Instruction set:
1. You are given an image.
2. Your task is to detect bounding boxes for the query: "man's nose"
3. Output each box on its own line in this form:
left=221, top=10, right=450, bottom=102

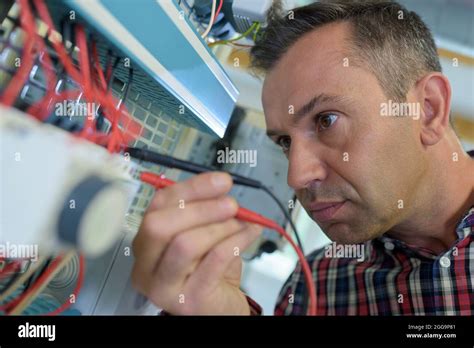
left=287, top=140, right=328, bottom=190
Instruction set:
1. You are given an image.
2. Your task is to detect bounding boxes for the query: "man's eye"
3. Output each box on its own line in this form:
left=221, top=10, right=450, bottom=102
left=317, top=113, right=338, bottom=131
left=277, top=136, right=291, bottom=152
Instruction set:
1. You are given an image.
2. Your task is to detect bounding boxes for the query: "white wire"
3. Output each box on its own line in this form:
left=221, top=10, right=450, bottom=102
left=201, top=0, right=217, bottom=39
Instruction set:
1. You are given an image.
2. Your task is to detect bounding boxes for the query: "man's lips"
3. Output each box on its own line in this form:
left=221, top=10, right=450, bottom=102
left=309, top=201, right=346, bottom=222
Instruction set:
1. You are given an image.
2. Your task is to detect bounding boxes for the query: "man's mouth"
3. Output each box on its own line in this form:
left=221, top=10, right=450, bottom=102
left=309, top=201, right=346, bottom=222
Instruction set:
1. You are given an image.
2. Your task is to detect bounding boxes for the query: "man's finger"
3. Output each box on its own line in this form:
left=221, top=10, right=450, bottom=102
left=187, top=224, right=263, bottom=290
left=149, top=172, right=233, bottom=210
left=153, top=219, right=249, bottom=286
left=132, top=196, right=238, bottom=284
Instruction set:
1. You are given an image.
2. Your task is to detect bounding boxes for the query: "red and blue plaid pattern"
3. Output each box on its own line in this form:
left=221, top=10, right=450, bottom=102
left=264, top=206, right=474, bottom=315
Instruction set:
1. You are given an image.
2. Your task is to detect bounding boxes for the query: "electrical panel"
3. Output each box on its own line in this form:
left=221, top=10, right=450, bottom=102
left=0, top=0, right=241, bottom=315
left=0, top=0, right=293, bottom=316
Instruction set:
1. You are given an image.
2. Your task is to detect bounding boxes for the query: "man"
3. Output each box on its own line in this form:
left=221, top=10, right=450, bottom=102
left=131, top=1, right=474, bottom=315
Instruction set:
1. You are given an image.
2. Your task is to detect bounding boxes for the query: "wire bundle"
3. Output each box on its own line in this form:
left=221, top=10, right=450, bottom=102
left=201, top=0, right=223, bottom=38
left=0, top=0, right=142, bottom=153
left=208, top=21, right=260, bottom=48
left=0, top=252, right=85, bottom=315
left=0, top=1, right=135, bottom=313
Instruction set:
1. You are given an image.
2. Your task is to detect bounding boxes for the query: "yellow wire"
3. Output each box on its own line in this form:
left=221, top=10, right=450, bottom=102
left=209, top=22, right=259, bottom=47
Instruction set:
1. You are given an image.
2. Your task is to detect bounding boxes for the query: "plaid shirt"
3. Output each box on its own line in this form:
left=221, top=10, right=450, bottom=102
left=160, top=205, right=473, bottom=316
left=164, top=202, right=473, bottom=316
left=249, top=205, right=474, bottom=316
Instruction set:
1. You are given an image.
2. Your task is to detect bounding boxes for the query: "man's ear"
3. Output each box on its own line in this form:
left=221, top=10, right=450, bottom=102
left=415, top=72, right=452, bottom=146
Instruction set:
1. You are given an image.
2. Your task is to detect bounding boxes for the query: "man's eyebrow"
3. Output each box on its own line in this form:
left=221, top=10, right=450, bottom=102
left=266, top=93, right=348, bottom=138
left=294, top=93, right=347, bottom=119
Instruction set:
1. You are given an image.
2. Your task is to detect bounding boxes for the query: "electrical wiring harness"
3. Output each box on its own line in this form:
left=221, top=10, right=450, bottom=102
left=1, top=0, right=142, bottom=153
left=0, top=252, right=85, bottom=315
left=0, top=0, right=142, bottom=315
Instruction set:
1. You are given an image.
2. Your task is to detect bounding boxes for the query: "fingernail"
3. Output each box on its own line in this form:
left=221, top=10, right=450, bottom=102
left=212, top=173, right=231, bottom=189
left=221, top=196, right=237, bottom=212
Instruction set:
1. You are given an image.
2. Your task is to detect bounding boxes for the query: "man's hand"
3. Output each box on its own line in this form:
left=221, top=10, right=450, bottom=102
left=131, top=172, right=262, bottom=315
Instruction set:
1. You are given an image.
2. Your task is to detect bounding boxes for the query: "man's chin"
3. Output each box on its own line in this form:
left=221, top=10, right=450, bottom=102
left=321, top=222, right=375, bottom=244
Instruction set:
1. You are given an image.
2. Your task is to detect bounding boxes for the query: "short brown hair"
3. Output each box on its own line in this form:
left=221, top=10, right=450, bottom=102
left=250, top=0, right=442, bottom=101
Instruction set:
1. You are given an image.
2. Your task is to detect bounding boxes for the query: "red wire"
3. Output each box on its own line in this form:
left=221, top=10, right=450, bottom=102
left=24, top=31, right=60, bottom=120
left=212, top=0, right=224, bottom=25
left=75, top=25, right=96, bottom=136
left=33, top=0, right=81, bottom=83
left=235, top=206, right=317, bottom=315
left=87, top=33, right=143, bottom=151
left=2, top=254, right=66, bottom=313
left=74, top=25, right=141, bottom=152
left=2, top=253, right=85, bottom=315
left=0, top=0, right=36, bottom=106
left=9, top=0, right=81, bottom=121
left=88, top=40, right=121, bottom=148
left=4, top=0, right=84, bottom=124
left=140, top=172, right=317, bottom=315
left=0, top=260, right=22, bottom=277
left=33, top=1, right=113, bottom=144
left=13, top=0, right=141, bottom=153
left=11, top=0, right=66, bottom=122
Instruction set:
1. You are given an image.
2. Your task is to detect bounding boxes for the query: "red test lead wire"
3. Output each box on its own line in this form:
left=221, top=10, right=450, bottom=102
left=139, top=171, right=317, bottom=316
left=140, top=172, right=176, bottom=189
left=213, top=0, right=223, bottom=25
left=1, top=253, right=85, bottom=315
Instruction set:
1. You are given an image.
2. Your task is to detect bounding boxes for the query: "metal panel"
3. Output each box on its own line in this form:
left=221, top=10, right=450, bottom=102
left=47, top=0, right=238, bottom=137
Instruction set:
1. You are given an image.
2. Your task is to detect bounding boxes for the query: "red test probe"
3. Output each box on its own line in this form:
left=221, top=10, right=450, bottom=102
left=140, top=171, right=317, bottom=316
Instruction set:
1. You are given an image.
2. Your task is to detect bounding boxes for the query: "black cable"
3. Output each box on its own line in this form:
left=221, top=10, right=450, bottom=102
left=261, top=185, right=304, bottom=253
left=96, top=51, right=118, bottom=131
left=126, top=146, right=261, bottom=189
left=23, top=257, right=52, bottom=291
left=107, top=55, right=121, bottom=91
left=120, top=67, right=133, bottom=106
left=60, top=18, right=75, bottom=63
left=126, top=146, right=305, bottom=252
left=0, top=257, right=51, bottom=298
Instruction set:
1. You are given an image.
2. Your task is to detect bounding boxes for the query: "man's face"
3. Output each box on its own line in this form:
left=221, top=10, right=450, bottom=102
left=262, top=22, right=427, bottom=244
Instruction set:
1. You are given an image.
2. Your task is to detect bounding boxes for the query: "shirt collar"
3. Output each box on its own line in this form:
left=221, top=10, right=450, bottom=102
left=373, top=150, right=474, bottom=257
left=374, top=205, right=474, bottom=259
left=455, top=205, right=474, bottom=239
